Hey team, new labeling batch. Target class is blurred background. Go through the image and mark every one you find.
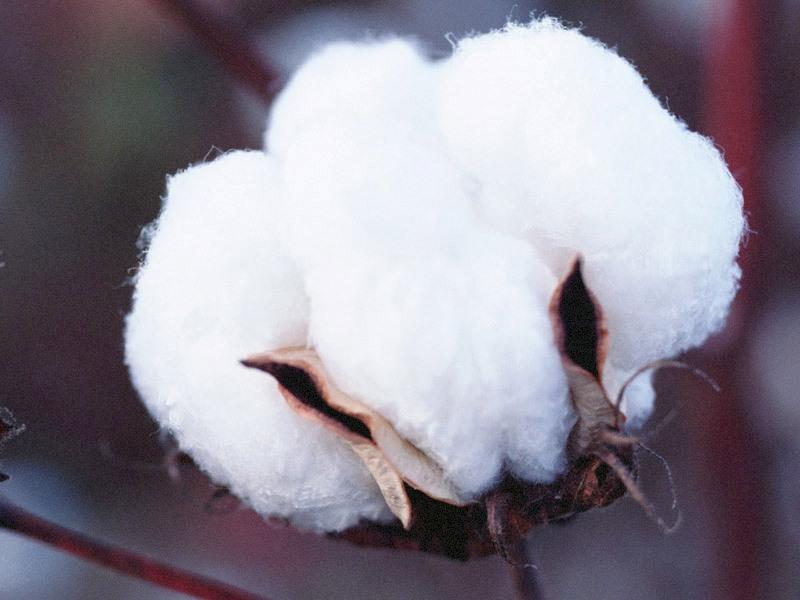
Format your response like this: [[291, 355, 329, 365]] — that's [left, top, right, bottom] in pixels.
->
[[0, 1, 796, 598]]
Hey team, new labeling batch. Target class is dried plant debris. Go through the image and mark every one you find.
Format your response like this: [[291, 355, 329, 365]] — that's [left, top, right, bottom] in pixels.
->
[[335, 453, 630, 561]]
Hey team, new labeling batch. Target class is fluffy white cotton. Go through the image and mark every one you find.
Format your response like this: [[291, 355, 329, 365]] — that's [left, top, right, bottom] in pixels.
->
[[127, 19, 744, 531], [277, 122, 478, 270], [307, 237, 572, 496], [125, 151, 392, 532], [271, 44, 572, 494], [266, 38, 436, 158], [437, 20, 744, 417]]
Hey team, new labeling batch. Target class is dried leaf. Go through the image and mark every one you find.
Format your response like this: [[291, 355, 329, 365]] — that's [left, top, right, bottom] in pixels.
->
[[549, 257, 620, 456], [347, 438, 413, 528], [564, 369, 617, 458], [242, 347, 467, 529]]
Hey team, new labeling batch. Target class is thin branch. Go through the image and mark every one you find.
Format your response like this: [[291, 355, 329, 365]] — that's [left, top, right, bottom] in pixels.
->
[[152, 0, 279, 103], [0, 496, 268, 600]]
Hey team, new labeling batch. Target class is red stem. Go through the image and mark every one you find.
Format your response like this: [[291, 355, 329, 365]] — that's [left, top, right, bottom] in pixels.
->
[[697, 1, 767, 599], [152, 0, 279, 103], [0, 496, 268, 600]]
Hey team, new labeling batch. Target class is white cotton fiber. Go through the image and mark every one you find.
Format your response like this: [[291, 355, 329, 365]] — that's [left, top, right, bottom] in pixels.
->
[[277, 121, 478, 271], [127, 19, 744, 531], [265, 38, 435, 158], [270, 42, 572, 494], [125, 151, 392, 532], [307, 236, 572, 497], [437, 20, 744, 416]]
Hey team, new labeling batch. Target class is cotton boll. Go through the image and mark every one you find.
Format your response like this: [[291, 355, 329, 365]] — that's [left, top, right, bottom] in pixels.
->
[[266, 38, 435, 158], [125, 150, 392, 532], [306, 234, 572, 497], [438, 20, 744, 386], [128, 19, 743, 533]]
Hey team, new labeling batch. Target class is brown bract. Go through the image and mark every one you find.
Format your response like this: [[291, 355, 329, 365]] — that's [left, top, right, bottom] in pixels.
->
[[241, 348, 468, 529], [549, 257, 626, 453], [242, 257, 645, 560]]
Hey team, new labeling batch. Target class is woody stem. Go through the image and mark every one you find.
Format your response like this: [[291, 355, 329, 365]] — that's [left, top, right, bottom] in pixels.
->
[[0, 496, 268, 600], [509, 539, 544, 600]]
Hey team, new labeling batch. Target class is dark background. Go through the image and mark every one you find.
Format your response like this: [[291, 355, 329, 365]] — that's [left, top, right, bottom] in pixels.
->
[[0, 1, 797, 598]]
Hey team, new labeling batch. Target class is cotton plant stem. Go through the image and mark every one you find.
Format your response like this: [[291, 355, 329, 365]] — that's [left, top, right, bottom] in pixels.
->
[[0, 496, 268, 600], [152, 0, 279, 103], [508, 539, 544, 600]]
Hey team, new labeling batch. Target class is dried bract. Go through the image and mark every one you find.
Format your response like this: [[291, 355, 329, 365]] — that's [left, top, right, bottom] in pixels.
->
[[242, 348, 467, 528]]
